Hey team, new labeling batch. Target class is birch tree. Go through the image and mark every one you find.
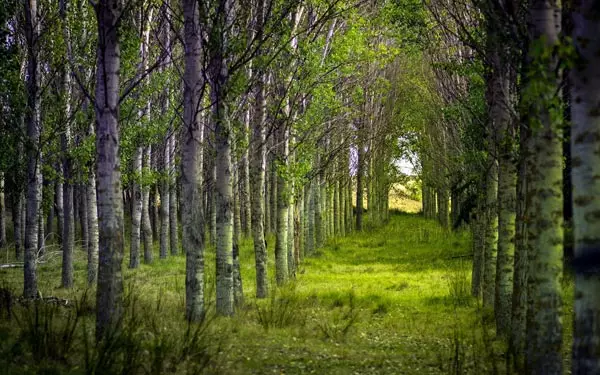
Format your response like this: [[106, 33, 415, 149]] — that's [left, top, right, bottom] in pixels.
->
[[182, 0, 205, 322], [60, 0, 75, 289], [94, 0, 125, 341], [571, 1, 600, 372], [525, 1, 563, 372], [23, 0, 42, 299]]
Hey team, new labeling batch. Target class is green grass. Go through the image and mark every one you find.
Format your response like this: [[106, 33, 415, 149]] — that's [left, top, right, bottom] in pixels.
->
[[0, 212, 572, 374]]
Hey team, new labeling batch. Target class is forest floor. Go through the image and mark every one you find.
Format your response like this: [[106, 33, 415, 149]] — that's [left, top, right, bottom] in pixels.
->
[[0, 202, 574, 374]]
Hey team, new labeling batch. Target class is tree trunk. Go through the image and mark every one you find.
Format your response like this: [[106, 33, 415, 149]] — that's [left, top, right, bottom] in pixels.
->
[[471, 188, 486, 298], [320, 175, 327, 241], [153, 185, 160, 240], [160, 139, 170, 258], [46, 185, 54, 241], [60, 2, 74, 288], [0, 174, 5, 248], [333, 179, 339, 236], [570, 1, 600, 373], [347, 174, 353, 233], [525, 2, 563, 373], [87, 163, 99, 286], [436, 187, 449, 229], [264, 159, 271, 236], [142, 146, 153, 263], [182, 0, 205, 321], [492, 58, 517, 338], [61, 119, 74, 289], [250, 76, 268, 298], [233, 166, 243, 307], [21, 195, 26, 253], [211, 0, 235, 314], [241, 86, 252, 238], [509, 118, 530, 372], [208, 161, 217, 248], [328, 182, 334, 237], [13, 193, 23, 259], [483, 157, 498, 308], [304, 182, 313, 256], [79, 184, 89, 252], [23, 0, 41, 299], [356, 134, 364, 231], [38, 191, 45, 254], [295, 190, 303, 264], [275, 126, 289, 286], [55, 177, 64, 246], [169, 131, 178, 255], [337, 179, 345, 237], [288, 187, 295, 278], [94, 0, 125, 341], [315, 172, 324, 247], [270, 160, 278, 234], [130, 146, 143, 268]]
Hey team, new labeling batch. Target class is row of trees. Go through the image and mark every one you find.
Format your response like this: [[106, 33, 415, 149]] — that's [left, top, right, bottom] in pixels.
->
[[0, 0, 424, 342], [419, 0, 599, 373]]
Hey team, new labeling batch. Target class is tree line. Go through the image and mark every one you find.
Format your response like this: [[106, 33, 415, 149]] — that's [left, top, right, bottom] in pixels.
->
[[0, 0, 420, 343], [420, 0, 599, 373]]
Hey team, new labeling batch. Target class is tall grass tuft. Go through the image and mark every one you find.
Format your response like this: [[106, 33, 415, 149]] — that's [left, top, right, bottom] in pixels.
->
[[255, 282, 304, 331], [1, 287, 219, 374], [316, 291, 359, 341], [447, 261, 472, 307]]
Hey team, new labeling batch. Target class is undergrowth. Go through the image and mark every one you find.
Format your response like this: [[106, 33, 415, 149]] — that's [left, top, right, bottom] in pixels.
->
[[1, 287, 219, 374]]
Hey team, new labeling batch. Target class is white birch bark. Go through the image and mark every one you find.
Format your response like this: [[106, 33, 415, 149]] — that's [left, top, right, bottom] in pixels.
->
[[87, 162, 99, 285], [94, 0, 125, 341], [182, 0, 205, 321], [142, 145, 153, 264], [60, 0, 74, 288], [525, 2, 563, 373], [211, 0, 235, 314], [287, 190, 295, 277], [23, 0, 41, 299], [169, 131, 178, 255], [492, 55, 516, 338], [251, 72, 268, 298], [275, 127, 289, 285]]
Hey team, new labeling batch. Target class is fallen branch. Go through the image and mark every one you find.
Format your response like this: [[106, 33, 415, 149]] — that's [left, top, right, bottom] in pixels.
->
[[17, 296, 72, 307], [0, 263, 23, 269]]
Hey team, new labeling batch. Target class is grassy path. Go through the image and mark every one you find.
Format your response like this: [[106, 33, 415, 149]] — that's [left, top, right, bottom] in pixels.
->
[[222, 212, 488, 374], [1, 212, 499, 374]]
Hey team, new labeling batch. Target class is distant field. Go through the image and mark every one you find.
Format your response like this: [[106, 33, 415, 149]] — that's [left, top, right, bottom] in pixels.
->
[[389, 194, 421, 213], [352, 182, 422, 214]]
